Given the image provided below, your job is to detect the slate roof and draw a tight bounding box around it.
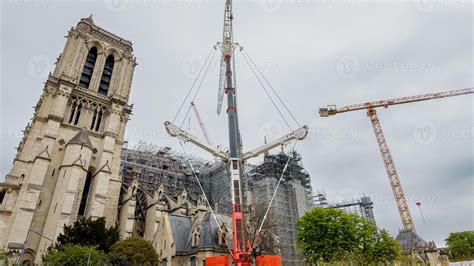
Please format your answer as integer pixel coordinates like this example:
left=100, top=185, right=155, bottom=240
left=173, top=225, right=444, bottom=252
left=68, top=129, right=93, bottom=149
left=396, top=229, right=427, bottom=250
left=168, top=212, right=233, bottom=255
left=197, top=213, right=233, bottom=249
left=169, top=215, right=192, bottom=252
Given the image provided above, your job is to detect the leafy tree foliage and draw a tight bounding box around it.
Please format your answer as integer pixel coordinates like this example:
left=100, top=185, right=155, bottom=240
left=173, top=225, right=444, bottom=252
left=42, top=245, right=106, bottom=266
left=54, top=217, right=119, bottom=253
left=446, top=231, right=474, bottom=262
left=370, top=229, right=402, bottom=263
left=107, top=237, right=159, bottom=265
left=296, top=208, right=401, bottom=264
left=0, top=249, right=13, bottom=265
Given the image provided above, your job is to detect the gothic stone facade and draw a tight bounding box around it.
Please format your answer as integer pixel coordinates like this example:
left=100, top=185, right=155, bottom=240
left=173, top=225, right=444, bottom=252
left=0, top=16, right=136, bottom=263
left=119, top=181, right=232, bottom=265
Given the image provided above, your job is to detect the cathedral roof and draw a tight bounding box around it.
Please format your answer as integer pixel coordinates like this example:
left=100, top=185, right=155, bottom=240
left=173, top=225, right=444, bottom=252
left=169, top=215, right=192, bottom=252
left=168, top=212, right=233, bottom=254
left=68, top=129, right=93, bottom=149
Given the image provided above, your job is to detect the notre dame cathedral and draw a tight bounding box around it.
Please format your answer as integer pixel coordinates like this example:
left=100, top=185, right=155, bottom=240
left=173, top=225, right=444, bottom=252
left=0, top=17, right=232, bottom=265
left=0, top=16, right=136, bottom=263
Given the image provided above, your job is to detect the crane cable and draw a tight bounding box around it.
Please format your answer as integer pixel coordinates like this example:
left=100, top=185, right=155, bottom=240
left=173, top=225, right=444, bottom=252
left=172, top=46, right=216, bottom=124
left=179, top=48, right=218, bottom=129
left=240, top=50, right=293, bottom=131
left=251, top=140, right=298, bottom=249
left=177, top=139, right=234, bottom=257
left=242, top=49, right=302, bottom=128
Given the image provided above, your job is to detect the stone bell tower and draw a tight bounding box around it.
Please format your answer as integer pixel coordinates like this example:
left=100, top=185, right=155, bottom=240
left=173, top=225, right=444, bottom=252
left=0, top=16, right=136, bottom=263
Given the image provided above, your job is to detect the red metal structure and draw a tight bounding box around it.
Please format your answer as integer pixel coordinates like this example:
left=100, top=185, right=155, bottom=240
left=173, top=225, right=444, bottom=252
left=165, top=0, right=307, bottom=264
left=206, top=256, right=230, bottom=266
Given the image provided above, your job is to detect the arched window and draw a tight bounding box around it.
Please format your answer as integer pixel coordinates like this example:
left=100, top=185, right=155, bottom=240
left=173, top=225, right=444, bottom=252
left=98, top=55, right=114, bottom=96
left=79, top=47, right=98, bottom=89
left=68, top=101, right=77, bottom=124
left=0, top=189, right=6, bottom=205
left=89, top=107, right=104, bottom=132
left=73, top=102, right=83, bottom=126
left=78, top=171, right=93, bottom=216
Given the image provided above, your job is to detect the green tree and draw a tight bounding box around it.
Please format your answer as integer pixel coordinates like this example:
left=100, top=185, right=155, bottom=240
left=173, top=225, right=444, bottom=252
left=107, top=237, right=159, bottom=265
left=370, top=229, right=402, bottom=263
left=446, top=231, right=474, bottom=262
left=53, top=217, right=119, bottom=253
left=296, top=208, right=401, bottom=264
left=42, top=245, right=106, bottom=266
left=0, top=249, right=13, bottom=265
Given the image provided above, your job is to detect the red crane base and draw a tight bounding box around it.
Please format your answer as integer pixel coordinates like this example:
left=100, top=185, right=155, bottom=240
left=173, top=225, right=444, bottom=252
left=205, top=255, right=281, bottom=266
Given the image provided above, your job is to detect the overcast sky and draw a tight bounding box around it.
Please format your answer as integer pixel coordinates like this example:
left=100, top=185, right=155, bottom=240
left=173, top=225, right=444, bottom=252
left=0, top=0, right=472, bottom=247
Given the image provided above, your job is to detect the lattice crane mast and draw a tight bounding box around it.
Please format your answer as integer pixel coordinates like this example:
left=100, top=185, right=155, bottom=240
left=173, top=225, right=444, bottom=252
left=319, top=87, right=473, bottom=232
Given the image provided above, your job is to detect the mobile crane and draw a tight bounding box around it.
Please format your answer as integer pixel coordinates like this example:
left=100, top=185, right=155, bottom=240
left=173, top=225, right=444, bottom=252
left=165, top=0, right=308, bottom=264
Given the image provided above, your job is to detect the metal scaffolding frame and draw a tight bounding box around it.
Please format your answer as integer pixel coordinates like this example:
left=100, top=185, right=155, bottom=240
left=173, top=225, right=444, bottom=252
left=245, top=151, right=313, bottom=266
left=120, top=141, right=231, bottom=214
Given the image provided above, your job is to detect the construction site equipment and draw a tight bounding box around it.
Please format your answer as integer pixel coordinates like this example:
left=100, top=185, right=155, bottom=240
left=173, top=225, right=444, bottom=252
left=165, top=0, right=308, bottom=263
left=319, top=87, right=473, bottom=243
left=416, top=202, right=426, bottom=223
left=256, top=255, right=281, bottom=266
left=190, top=101, right=212, bottom=145
left=205, top=256, right=230, bottom=266
left=120, top=142, right=231, bottom=212
left=331, top=196, right=375, bottom=223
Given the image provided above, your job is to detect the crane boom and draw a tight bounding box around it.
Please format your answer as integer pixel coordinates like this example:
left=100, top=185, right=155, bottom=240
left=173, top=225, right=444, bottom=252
left=190, top=102, right=213, bottom=145
left=164, top=121, right=229, bottom=160
left=242, top=125, right=308, bottom=161
left=320, top=87, right=473, bottom=116
left=319, top=87, right=473, bottom=234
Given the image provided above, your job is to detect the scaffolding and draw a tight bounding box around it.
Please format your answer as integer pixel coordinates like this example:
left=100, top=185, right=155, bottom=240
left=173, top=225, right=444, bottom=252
left=245, top=151, right=313, bottom=266
left=316, top=191, right=376, bottom=223
left=120, top=141, right=231, bottom=214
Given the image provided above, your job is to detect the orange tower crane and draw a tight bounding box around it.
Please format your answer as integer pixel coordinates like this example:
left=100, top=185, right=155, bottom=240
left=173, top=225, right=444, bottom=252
left=319, top=87, right=473, bottom=233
